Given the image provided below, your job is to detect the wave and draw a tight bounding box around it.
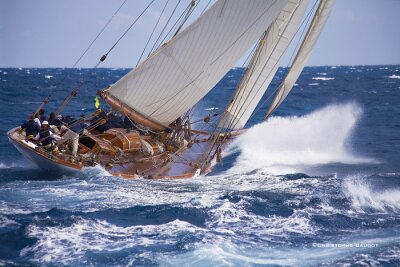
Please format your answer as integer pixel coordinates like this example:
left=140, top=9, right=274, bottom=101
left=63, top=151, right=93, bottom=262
left=0, top=161, right=26, bottom=169
left=159, top=234, right=399, bottom=266
left=312, top=77, right=335, bottom=81
left=226, top=102, right=375, bottom=174
left=20, top=218, right=200, bottom=264
left=388, top=74, right=400, bottom=79
left=344, top=177, right=400, bottom=213
left=0, top=215, right=19, bottom=227
left=309, top=82, right=320, bottom=86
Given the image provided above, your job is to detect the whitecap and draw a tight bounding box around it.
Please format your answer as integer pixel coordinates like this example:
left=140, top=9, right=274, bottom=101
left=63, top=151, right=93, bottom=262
left=388, top=74, right=400, bottom=79
left=0, top=215, right=19, bottom=227
left=205, top=107, right=219, bottom=111
left=0, top=162, right=21, bottom=169
left=312, top=77, right=334, bottom=81
left=225, top=102, right=375, bottom=174
left=308, top=83, right=319, bottom=86
left=344, top=178, right=400, bottom=213
left=21, top=218, right=201, bottom=264
left=44, top=75, right=53, bottom=79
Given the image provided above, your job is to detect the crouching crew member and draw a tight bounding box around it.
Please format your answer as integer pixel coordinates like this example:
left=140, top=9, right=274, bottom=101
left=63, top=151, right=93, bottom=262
left=21, top=115, right=41, bottom=141
left=39, top=121, right=61, bottom=151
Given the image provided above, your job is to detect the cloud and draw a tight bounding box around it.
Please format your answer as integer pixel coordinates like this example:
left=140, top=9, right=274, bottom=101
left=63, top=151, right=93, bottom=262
left=344, top=9, right=355, bottom=22
left=97, top=12, right=136, bottom=31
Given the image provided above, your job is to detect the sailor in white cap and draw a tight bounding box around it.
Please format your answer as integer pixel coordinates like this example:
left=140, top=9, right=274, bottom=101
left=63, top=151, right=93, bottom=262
left=39, top=121, right=61, bottom=149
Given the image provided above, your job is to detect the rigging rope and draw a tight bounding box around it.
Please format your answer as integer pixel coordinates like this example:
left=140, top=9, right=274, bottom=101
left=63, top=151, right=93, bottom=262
left=250, top=0, right=319, bottom=122
left=148, top=0, right=183, bottom=57
left=136, top=0, right=171, bottom=67
left=156, top=0, right=195, bottom=47
left=222, top=0, right=318, bottom=130
left=34, top=0, right=128, bottom=116
left=55, top=0, right=157, bottom=115
left=199, top=0, right=319, bottom=169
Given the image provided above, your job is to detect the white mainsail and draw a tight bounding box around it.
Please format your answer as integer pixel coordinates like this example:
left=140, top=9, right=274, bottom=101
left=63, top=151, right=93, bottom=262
left=217, top=0, right=308, bottom=130
left=107, top=0, right=287, bottom=128
left=265, top=0, right=335, bottom=118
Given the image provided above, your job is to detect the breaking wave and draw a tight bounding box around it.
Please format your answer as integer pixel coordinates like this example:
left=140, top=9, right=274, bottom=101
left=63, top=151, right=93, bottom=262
left=388, top=74, right=400, bottom=79
left=344, top=177, right=400, bottom=213
left=312, top=77, right=335, bottom=81
left=226, top=103, right=374, bottom=174
left=20, top=218, right=200, bottom=264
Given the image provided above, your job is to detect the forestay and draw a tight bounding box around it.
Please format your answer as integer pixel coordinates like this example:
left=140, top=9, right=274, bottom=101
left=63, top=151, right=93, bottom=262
left=108, top=0, right=287, bottom=128
left=265, top=0, right=336, bottom=118
left=218, top=0, right=308, bottom=130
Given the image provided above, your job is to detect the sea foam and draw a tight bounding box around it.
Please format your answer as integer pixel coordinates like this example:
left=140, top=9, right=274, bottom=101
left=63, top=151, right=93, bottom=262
left=226, top=102, right=374, bottom=174
left=344, top=177, right=400, bottom=213
left=312, top=77, right=335, bottom=81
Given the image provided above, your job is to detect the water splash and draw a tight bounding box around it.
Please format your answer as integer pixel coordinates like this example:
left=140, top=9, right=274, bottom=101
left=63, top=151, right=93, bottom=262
left=344, top=177, right=400, bottom=213
left=226, top=102, right=374, bottom=174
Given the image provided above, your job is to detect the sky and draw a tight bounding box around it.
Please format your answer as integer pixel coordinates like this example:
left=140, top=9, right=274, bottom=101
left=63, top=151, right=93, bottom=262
left=1, top=0, right=399, bottom=68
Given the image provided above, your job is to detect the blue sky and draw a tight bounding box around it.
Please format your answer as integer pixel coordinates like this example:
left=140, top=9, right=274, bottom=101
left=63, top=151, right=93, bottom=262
left=1, top=0, right=399, bottom=68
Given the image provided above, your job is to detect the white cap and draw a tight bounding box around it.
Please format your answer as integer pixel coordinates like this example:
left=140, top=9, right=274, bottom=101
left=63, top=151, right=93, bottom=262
left=57, top=114, right=62, bottom=118
left=42, top=121, right=49, bottom=125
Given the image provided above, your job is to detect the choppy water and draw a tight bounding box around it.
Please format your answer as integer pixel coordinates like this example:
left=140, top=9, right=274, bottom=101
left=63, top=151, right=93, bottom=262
left=0, top=66, right=399, bottom=266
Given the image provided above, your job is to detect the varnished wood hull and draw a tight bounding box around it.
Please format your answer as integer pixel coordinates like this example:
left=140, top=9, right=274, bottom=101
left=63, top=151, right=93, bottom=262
left=7, top=127, right=82, bottom=174
left=7, top=127, right=212, bottom=179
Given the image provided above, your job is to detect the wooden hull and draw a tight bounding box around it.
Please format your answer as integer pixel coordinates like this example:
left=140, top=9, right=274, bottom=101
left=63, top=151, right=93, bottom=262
left=7, top=127, right=82, bottom=174
left=7, top=127, right=213, bottom=179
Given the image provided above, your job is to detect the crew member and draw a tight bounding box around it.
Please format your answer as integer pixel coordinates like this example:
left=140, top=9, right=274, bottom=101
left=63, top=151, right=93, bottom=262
left=39, top=121, right=61, bottom=150
left=48, top=112, right=63, bottom=128
left=20, top=115, right=41, bottom=141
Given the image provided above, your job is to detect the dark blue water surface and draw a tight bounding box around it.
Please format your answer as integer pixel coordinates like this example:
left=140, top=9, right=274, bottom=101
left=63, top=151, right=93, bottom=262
left=0, top=66, right=399, bottom=266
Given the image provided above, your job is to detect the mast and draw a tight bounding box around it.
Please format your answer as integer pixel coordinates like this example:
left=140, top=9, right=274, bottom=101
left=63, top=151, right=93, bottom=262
left=103, top=0, right=288, bottom=131
left=217, top=0, right=309, bottom=130
left=264, top=0, right=336, bottom=118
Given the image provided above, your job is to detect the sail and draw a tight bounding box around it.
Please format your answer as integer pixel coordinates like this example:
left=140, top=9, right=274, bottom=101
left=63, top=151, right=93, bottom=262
left=265, top=0, right=335, bottom=118
left=217, top=0, right=308, bottom=130
left=107, top=0, right=287, bottom=128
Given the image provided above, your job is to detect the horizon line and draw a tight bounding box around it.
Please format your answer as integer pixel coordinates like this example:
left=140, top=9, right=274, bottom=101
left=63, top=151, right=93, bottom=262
left=1, top=63, right=400, bottom=69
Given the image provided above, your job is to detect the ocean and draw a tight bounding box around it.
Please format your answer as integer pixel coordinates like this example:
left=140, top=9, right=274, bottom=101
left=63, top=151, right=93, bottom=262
left=0, top=66, right=399, bottom=266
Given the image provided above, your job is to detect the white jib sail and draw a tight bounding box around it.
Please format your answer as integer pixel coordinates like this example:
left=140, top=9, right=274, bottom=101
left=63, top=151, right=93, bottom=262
left=265, top=0, right=336, bottom=118
left=107, top=0, right=287, bottom=128
left=217, top=0, right=309, bottom=130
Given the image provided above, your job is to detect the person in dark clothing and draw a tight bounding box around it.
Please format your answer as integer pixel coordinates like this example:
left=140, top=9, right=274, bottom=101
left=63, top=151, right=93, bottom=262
left=39, top=121, right=61, bottom=150
left=63, top=115, right=74, bottom=124
left=21, top=115, right=41, bottom=140
left=38, top=109, right=47, bottom=122
left=48, top=112, right=63, bottom=128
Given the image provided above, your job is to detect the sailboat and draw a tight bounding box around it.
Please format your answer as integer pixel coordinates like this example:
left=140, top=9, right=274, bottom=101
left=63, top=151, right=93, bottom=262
left=7, top=0, right=335, bottom=178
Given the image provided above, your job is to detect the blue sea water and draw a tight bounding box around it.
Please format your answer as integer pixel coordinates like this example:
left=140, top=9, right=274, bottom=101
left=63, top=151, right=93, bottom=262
left=0, top=65, right=399, bottom=266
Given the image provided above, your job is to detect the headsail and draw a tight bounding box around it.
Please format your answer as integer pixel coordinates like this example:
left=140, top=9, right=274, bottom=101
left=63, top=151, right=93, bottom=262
left=106, top=0, right=287, bottom=129
left=217, top=0, right=309, bottom=130
left=265, top=0, right=335, bottom=118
